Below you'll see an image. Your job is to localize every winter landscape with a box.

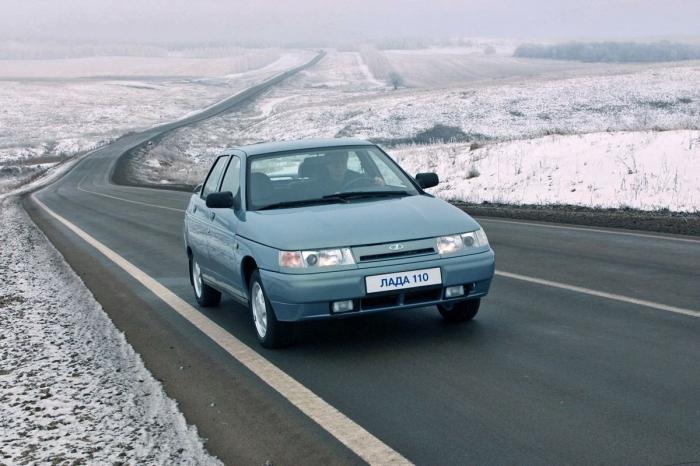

[126,48,700,211]
[4,42,699,211]
[1,0,700,463]
[0,47,313,193]
[0,44,317,463]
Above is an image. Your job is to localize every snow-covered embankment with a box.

[394,130,700,212]
[0,195,220,464]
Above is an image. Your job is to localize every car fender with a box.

[235,235,280,273]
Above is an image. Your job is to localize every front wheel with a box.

[249,270,292,348]
[438,299,480,323]
[189,255,221,307]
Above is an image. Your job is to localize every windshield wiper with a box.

[257,191,411,210]
[322,190,412,200]
[257,196,349,210]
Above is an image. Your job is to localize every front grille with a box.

[404,287,442,305]
[359,285,442,310]
[360,294,399,310]
[359,247,434,262]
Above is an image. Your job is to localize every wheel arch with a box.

[241,256,258,294]
[187,246,194,285]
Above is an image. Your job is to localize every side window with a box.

[201,156,229,199]
[219,156,241,194]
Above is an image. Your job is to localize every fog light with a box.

[445,285,465,298]
[332,300,354,313]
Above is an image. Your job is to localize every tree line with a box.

[514,41,700,63]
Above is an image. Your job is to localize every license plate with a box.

[365,267,442,293]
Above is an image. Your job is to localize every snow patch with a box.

[393,130,700,212]
[0,196,221,464]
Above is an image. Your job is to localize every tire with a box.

[249,270,292,348]
[189,255,221,307]
[438,299,480,323]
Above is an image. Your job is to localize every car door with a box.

[207,155,246,299]
[189,155,229,274]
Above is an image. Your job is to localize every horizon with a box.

[1,0,699,46]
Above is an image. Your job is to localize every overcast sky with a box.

[1,0,698,44]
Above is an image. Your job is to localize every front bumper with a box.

[260,250,495,321]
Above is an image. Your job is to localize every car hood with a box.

[239,195,481,250]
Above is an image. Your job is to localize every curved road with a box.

[22,56,700,465]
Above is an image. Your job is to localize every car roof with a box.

[227,138,376,157]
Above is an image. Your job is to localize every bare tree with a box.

[388,71,404,90]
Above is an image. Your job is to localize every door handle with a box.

[210,212,216,221]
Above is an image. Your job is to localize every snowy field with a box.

[128,50,388,185]
[394,130,700,212]
[0,196,220,464]
[0,49,314,193]
[353,41,682,88]
[369,45,636,88]
[133,51,700,212]
[231,62,700,144]
[0,47,288,79]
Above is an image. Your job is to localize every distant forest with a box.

[514,41,700,63]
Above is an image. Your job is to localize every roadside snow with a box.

[394,130,700,212]
[0,196,221,465]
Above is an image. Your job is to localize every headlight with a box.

[436,234,464,254]
[462,228,489,248]
[437,228,488,254]
[279,248,355,268]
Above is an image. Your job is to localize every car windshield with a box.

[247,146,419,210]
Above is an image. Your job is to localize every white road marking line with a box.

[479,218,700,244]
[77,184,186,213]
[495,270,700,318]
[31,194,411,466]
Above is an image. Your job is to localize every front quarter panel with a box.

[183,194,197,251]
[185,194,211,266]
[236,235,280,273]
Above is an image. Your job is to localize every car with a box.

[183,138,495,348]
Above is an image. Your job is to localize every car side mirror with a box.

[206,191,234,209]
[194,183,203,194]
[415,172,439,189]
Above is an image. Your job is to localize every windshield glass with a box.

[247,146,419,210]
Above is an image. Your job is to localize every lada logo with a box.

[388,243,405,251]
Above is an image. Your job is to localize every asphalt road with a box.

[23,61,700,465]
